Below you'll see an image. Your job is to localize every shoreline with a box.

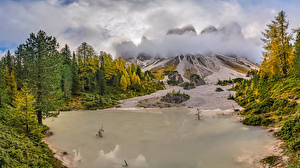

[45,84,288,168]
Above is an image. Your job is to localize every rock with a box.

[62,151,68,155]
[167,25,197,35]
[45,130,54,137]
[116,105,122,108]
[200,25,218,34]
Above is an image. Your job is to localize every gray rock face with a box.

[200,25,218,34]
[167,25,197,35]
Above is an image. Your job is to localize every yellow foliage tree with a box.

[4,68,17,102]
[101,52,117,80]
[13,85,37,134]
[120,75,128,91]
[131,72,141,86]
[261,11,293,77]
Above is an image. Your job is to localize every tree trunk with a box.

[37,110,43,125]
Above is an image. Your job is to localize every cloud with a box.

[115,23,261,62]
[0,0,300,62]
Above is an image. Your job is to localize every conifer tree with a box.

[4,50,13,73]
[61,45,73,99]
[96,69,106,95]
[4,68,17,103]
[120,75,127,91]
[17,30,63,124]
[101,52,117,80]
[13,85,37,134]
[0,68,9,107]
[261,11,293,77]
[76,42,97,91]
[294,31,300,78]
[71,52,81,95]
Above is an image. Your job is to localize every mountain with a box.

[131,53,257,84]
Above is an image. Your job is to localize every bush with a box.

[261,156,281,166]
[215,87,224,92]
[161,90,190,104]
[183,82,195,90]
[217,79,233,86]
[243,115,263,126]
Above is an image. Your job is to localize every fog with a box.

[115,23,262,63]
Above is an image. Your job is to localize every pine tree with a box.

[294,32,300,78]
[17,30,63,124]
[261,11,293,77]
[13,85,37,134]
[120,75,127,91]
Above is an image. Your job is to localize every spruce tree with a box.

[60,45,73,99]
[96,69,106,95]
[71,52,81,95]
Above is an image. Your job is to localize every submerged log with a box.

[196,108,201,120]
[122,160,128,167]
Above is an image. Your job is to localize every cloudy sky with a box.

[0,0,300,61]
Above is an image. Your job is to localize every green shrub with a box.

[243,115,263,126]
[183,82,195,90]
[261,156,281,166]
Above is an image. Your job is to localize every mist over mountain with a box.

[115,22,261,63]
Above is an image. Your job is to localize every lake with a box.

[45,108,276,168]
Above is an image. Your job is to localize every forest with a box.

[0,31,164,167]
[232,11,300,167]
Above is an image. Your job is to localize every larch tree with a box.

[294,31,300,78]
[13,85,37,134]
[4,68,17,103]
[261,10,293,77]
[100,52,117,80]
[120,75,128,91]
[76,42,97,91]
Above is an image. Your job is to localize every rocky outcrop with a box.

[167,25,197,35]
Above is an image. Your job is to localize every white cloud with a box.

[0,0,299,62]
